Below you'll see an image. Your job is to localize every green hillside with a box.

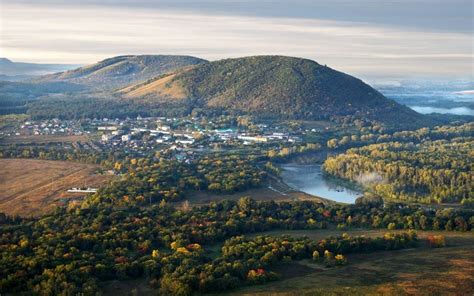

[121,56,428,126]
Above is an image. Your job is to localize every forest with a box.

[1,197,470,295]
[90,154,266,205]
[324,137,473,204]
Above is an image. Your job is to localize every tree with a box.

[159,275,191,296]
[238,197,253,214]
[312,250,320,261]
[427,235,446,248]
[335,254,346,265]
[387,222,396,230]
[327,139,338,149]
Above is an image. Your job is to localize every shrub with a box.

[335,254,347,265]
[427,235,446,248]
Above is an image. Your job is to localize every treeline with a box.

[0,81,86,116]
[0,198,471,294]
[0,144,124,167]
[26,97,192,120]
[326,122,473,149]
[222,231,417,265]
[158,231,418,294]
[266,143,322,162]
[324,138,473,204]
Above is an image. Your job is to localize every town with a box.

[1,115,327,158]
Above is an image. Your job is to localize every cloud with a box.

[4,0,472,33]
[1,2,472,78]
[355,172,386,186]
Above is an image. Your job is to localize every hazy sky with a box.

[1,0,472,79]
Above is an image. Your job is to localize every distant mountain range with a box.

[1,54,432,126]
[0,58,79,79]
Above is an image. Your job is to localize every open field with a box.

[228,229,474,296]
[0,134,90,145]
[0,159,110,217]
[184,177,333,206]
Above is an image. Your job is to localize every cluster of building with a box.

[98,124,195,148]
[3,119,85,137]
[214,129,299,144]
[97,118,302,153]
[2,116,312,155]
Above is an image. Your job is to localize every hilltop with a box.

[35,55,208,90]
[120,56,428,126]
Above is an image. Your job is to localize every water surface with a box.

[281,164,362,203]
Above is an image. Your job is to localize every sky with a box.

[0,0,472,79]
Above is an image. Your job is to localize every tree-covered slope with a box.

[35,55,207,90]
[323,136,474,203]
[0,81,88,115]
[121,56,428,126]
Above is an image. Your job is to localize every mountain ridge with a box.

[35,55,208,90]
[119,55,428,126]
[6,54,433,126]
[0,58,79,77]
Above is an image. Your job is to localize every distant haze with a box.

[1,0,472,79]
[410,106,474,116]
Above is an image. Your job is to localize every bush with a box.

[335,254,347,265]
[427,235,446,248]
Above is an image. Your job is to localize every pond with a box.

[280,164,362,203]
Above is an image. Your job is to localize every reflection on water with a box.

[281,164,362,203]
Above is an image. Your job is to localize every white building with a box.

[175,139,194,145]
[98,126,118,131]
[237,135,268,143]
[102,134,115,142]
[158,125,171,131]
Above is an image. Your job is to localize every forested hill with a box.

[120,55,429,127]
[34,55,208,90]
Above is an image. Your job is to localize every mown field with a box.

[185,179,332,206]
[0,158,110,217]
[227,229,474,296]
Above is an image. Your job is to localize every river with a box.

[280,164,362,203]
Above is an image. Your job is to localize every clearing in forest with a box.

[0,159,110,217]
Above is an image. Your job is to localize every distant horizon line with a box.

[2,55,472,82]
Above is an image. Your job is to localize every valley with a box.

[1,0,472,294]
[0,54,472,296]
